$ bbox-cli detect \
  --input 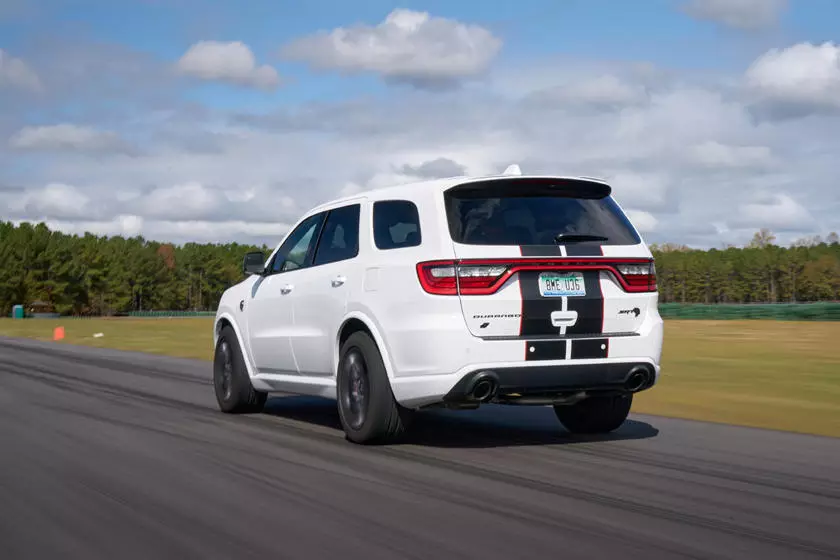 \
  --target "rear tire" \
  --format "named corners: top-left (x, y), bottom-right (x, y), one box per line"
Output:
top-left (336, 331), bottom-right (412, 444)
top-left (213, 325), bottom-right (267, 414)
top-left (553, 393), bottom-right (632, 434)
